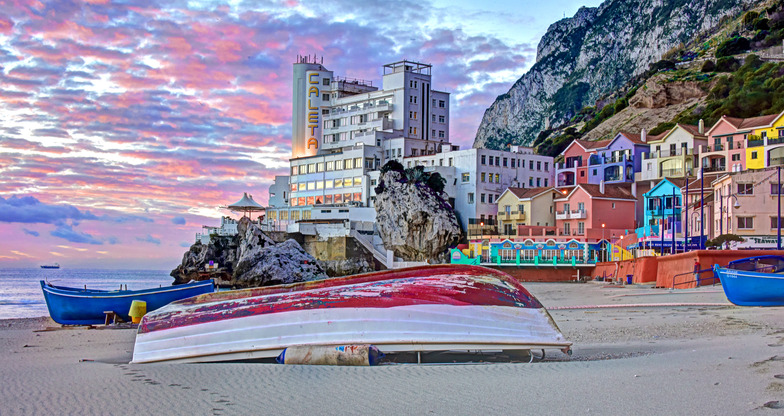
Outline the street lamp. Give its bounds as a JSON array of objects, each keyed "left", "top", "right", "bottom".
[
  {"left": 602, "top": 223, "right": 606, "bottom": 262},
  {"left": 719, "top": 191, "right": 741, "bottom": 236}
]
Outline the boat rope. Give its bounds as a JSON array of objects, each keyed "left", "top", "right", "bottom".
[{"left": 549, "top": 302, "right": 731, "bottom": 310}]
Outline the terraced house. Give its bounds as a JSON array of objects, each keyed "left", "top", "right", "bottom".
[{"left": 638, "top": 123, "right": 707, "bottom": 181}]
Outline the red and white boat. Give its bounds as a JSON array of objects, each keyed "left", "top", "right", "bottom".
[{"left": 131, "top": 265, "right": 572, "bottom": 364}]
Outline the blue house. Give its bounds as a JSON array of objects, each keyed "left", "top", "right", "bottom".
[
  {"left": 586, "top": 131, "right": 650, "bottom": 185},
  {"left": 637, "top": 177, "right": 687, "bottom": 242}
]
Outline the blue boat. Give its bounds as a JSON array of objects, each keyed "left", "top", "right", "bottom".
[
  {"left": 713, "top": 255, "right": 784, "bottom": 306},
  {"left": 41, "top": 280, "right": 216, "bottom": 325}
]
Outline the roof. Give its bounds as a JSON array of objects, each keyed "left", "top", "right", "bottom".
[
  {"left": 617, "top": 131, "right": 663, "bottom": 145},
  {"left": 575, "top": 139, "right": 612, "bottom": 150},
  {"left": 714, "top": 113, "right": 781, "bottom": 132},
  {"left": 677, "top": 123, "right": 707, "bottom": 138},
  {"left": 505, "top": 187, "right": 554, "bottom": 200},
  {"left": 575, "top": 183, "right": 637, "bottom": 200},
  {"left": 227, "top": 192, "right": 265, "bottom": 210}
]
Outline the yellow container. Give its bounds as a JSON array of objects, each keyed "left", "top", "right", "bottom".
[{"left": 129, "top": 300, "right": 147, "bottom": 324}]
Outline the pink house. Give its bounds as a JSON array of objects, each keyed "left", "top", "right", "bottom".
[
  {"left": 701, "top": 114, "right": 779, "bottom": 174},
  {"left": 553, "top": 182, "right": 637, "bottom": 242},
  {"left": 555, "top": 139, "right": 611, "bottom": 187}
]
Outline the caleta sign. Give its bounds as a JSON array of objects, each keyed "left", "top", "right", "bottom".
[{"left": 306, "top": 72, "right": 321, "bottom": 151}]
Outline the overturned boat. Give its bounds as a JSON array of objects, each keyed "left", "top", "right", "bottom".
[{"left": 131, "top": 265, "right": 572, "bottom": 364}]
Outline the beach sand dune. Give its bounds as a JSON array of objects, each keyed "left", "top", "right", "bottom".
[{"left": 1, "top": 283, "right": 782, "bottom": 415}]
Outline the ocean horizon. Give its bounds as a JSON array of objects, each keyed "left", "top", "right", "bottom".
[{"left": 0, "top": 268, "right": 174, "bottom": 320}]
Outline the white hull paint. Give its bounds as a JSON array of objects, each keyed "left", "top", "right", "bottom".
[{"left": 132, "top": 304, "right": 570, "bottom": 364}]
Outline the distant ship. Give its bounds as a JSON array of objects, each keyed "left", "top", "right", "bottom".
[{"left": 40, "top": 263, "right": 60, "bottom": 269}]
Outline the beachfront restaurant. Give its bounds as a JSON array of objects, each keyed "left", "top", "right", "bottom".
[{"left": 453, "top": 239, "right": 599, "bottom": 266}]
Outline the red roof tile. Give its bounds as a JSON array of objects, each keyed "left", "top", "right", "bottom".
[
  {"left": 506, "top": 187, "right": 554, "bottom": 199},
  {"left": 575, "top": 139, "right": 612, "bottom": 150},
  {"left": 577, "top": 183, "right": 637, "bottom": 200}
]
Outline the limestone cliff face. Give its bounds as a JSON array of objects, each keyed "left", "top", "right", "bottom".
[
  {"left": 171, "top": 217, "right": 327, "bottom": 287},
  {"left": 474, "top": 0, "right": 757, "bottom": 149},
  {"left": 374, "top": 170, "right": 461, "bottom": 262}
]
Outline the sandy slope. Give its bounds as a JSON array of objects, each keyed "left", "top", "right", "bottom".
[{"left": 1, "top": 282, "right": 782, "bottom": 415}]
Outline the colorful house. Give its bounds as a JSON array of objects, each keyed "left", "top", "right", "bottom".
[
  {"left": 586, "top": 131, "right": 650, "bottom": 185},
  {"left": 554, "top": 182, "right": 637, "bottom": 242},
  {"left": 555, "top": 139, "right": 610, "bottom": 187},
  {"left": 639, "top": 123, "right": 708, "bottom": 181},
  {"left": 495, "top": 187, "right": 557, "bottom": 236},
  {"left": 637, "top": 177, "right": 691, "bottom": 252},
  {"left": 487, "top": 238, "right": 597, "bottom": 265},
  {"left": 701, "top": 114, "right": 778, "bottom": 173},
  {"left": 747, "top": 111, "right": 784, "bottom": 169},
  {"left": 710, "top": 167, "right": 784, "bottom": 248},
  {"left": 681, "top": 174, "right": 720, "bottom": 248}
]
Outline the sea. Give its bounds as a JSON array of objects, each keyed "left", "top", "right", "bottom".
[{"left": 0, "top": 268, "right": 173, "bottom": 320}]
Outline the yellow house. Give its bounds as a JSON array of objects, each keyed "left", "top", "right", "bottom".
[
  {"left": 749, "top": 111, "right": 784, "bottom": 169},
  {"left": 496, "top": 187, "right": 557, "bottom": 236}
]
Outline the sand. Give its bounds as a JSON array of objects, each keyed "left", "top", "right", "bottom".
[{"left": 1, "top": 282, "right": 783, "bottom": 415}]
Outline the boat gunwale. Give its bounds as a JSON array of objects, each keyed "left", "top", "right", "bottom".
[{"left": 40, "top": 279, "right": 215, "bottom": 299}]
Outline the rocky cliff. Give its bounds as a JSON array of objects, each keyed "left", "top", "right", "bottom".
[
  {"left": 474, "top": 0, "right": 757, "bottom": 149},
  {"left": 171, "top": 217, "right": 327, "bottom": 287},
  {"left": 374, "top": 168, "right": 461, "bottom": 262}
]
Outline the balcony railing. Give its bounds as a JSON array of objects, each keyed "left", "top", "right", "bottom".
[
  {"left": 556, "top": 160, "right": 582, "bottom": 169},
  {"left": 748, "top": 139, "right": 764, "bottom": 147},
  {"left": 643, "top": 148, "right": 694, "bottom": 159},
  {"left": 769, "top": 137, "right": 784, "bottom": 146},
  {"left": 590, "top": 154, "right": 633, "bottom": 165},
  {"left": 702, "top": 164, "right": 726, "bottom": 173},
  {"left": 498, "top": 211, "right": 526, "bottom": 221},
  {"left": 661, "top": 168, "right": 684, "bottom": 177},
  {"left": 555, "top": 209, "right": 587, "bottom": 220},
  {"left": 557, "top": 179, "right": 576, "bottom": 187}
]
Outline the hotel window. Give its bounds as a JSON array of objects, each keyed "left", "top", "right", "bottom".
[
  {"left": 494, "top": 173, "right": 500, "bottom": 183},
  {"left": 438, "top": 130, "right": 445, "bottom": 138},
  {"left": 481, "top": 172, "right": 486, "bottom": 182},
  {"left": 322, "top": 93, "right": 329, "bottom": 101},
  {"left": 468, "top": 193, "right": 474, "bottom": 204},
  {"left": 354, "top": 177, "right": 362, "bottom": 186},
  {"left": 344, "top": 178, "right": 353, "bottom": 187},
  {"left": 529, "top": 178, "right": 533, "bottom": 186},
  {"left": 326, "top": 161, "right": 334, "bottom": 171},
  {"left": 462, "top": 173, "right": 470, "bottom": 182},
  {"left": 409, "top": 111, "right": 417, "bottom": 119},
  {"left": 536, "top": 178, "right": 541, "bottom": 186},
  {"left": 738, "top": 183, "right": 753, "bottom": 195},
  {"left": 438, "top": 100, "right": 445, "bottom": 108},
  {"left": 290, "top": 184, "right": 297, "bottom": 192},
  {"left": 432, "top": 114, "right": 436, "bottom": 122},
  {"left": 316, "top": 162, "right": 324, "bottom": 172},
  {"left": 529, "top": 160, "right": 534, "bottom": 169},
  {"left": 344, "top": 159, "right": 353, "bottom": 169},
  {"left": 409, "top": 127, "right": 417, "bottom": 135},
  {"left": 544, "top": 178, "right": 548, "bottom": 186},
  {"left": 307, "top": 182, "right": 315, "bottom": 191},
  {"left": 502, "top": 158, "right": 508, "bottom": 167},
  {"left": 335, "top": 160, "right": 344, "bottom": 170},
  {"left": 578, "top": 222, "right": 585, "bottom": 235},
  {"left": 307, "top": 163, "right": 315, "bottom": 173},
  {"left": 772, "top": 183, "right": 783, "bottom": 195},
  {"left": 439, "top": 115, "right": 445, "bottom": 123},
  {"left": 291, "top": 166, "right": 299, "bottom": 175},
  {"left": 481, "top": 155, "right": 486, "bottom": 165},
  {"left": 732, "top": 154, "right": 740, "bottom": 161},
  {"left": 537, "top": 161, "right": 541, "bottom": 171},
  {"left": 298, "top": 183, "right": 306, "bottom": 191},
  {"left": 448, "top": 158, "right": 453, "bottom": 166},
  {"left": 410, "top": 80, "right": 418, "bottom": 88},
  {"left": 409, "top": 96, "right": 417, "bottom": 104},
  {"left": 316, "top": 181, "right": 324, "bottom": 190},
  {"left": 480, "top": 193, "right": 486, "bottom": 203},
  {"left": 323, "top": 78, "right": 330, "bottom": 85},
  {"left": 355, "top": 157, "right": 362, "bottom": 168},
  {"left": 738, "top": 217, "right": 754, "bottom": 229}
]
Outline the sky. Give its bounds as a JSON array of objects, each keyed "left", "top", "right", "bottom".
[{"left": 0, "top": 0, "right": 603, "bottom": 269}]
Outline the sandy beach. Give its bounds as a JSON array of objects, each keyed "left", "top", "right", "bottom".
[{"left": 1, "top": 282, "right": 782, "bottom": 415}]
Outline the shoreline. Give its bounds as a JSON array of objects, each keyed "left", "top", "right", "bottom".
[{"left": 1, "top": 283, "right": 782, "bottom": 414}]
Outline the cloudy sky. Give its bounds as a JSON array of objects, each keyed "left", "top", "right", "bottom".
[{"left": 0, "top": 0, "right": 602, "bottom": 269}]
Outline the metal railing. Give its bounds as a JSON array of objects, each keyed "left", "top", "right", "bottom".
[
  {"left": 768, "top": 137, "right": 784, "bottom": 146},
  {"left": 748, "top": 139, "right": 764, "bottom": 147},
  {"left": 671, "top": 267, "right": 720, "bottom": 289}
]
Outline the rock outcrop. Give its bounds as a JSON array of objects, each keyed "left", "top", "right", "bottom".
[
  {"left": 374, "top": 169, "right": 461, "bottom": 262},
  {"left": 171, "top": 217, "right": 327, "bottom": 287},
  {"left": 473, "top": 0, "right": 757, "bottom": 149}
]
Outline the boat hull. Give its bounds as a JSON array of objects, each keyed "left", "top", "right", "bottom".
[
  {"left": 41, "top": 280, "right": 216, "bottom": 325},
  {"left": 714, "top": 265, "right": 784, "bottom": 306},
  {"left": 132, "top": 265, "right": 571, "bottom": 364}
]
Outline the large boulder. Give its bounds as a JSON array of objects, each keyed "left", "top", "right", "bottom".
[
  {"left": 374, "top": 169, "right": 462, "bottom": 262},
  {"left": 171, "top": 217, "right": 327, "bottom": 287}
]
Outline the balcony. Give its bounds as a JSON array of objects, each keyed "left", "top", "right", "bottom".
[
  {"left": 555, "top": 209, "right": 587, "bottom": 220},
  {"left": 661, "top": 168, "right": 685, "bottom": 177},
  {"left": 702, "top": 164, "right": 726, "bottom": 173},
  {"left": 643, "top": 148, "right": 694, "bottom": 159},
  {"left": 556, "top": 160, "right": 582, "bottom": 169},
  {"left": 748, "top": 139, "right": 764, "bottom": 147},
  {"left": 498, "top": 211, "right": 526, "bottom": 222},
  {"left": 769, "top": 137, "right": 784, "bottom": 146}
]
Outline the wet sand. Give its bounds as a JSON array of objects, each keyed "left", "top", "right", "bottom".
[{"left": 1, "top": 282, "right": 782, "bottom": 415}]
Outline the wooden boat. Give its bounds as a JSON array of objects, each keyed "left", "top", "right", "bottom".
[
  {"left": 713, "top": 255, "right": 784, "bottom": 306},
  {"left": 40, "top": 263, "right": 60, "bottom": 269},
  {"left": 41, "top": 280, "right": 217, "bottom": 325},
  {"left": 132, "top": 265, "right": 572, "bottom": 364}
]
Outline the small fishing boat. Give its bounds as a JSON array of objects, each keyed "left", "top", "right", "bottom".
[
  {"left": 41, "top": 280, "right": 217, "bottom": 325},
  {"left": 713, "top": 255, "right": 784, "bottom": 306},
  {"left": 132, "top": 265, "right": 572, "bottom": 364},
  {"left": 40, "top": 263, "right": 60, "bottom": 269}
]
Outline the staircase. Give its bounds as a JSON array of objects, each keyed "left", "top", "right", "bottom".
[{"left": 350, "top": 230, "right": 389, "bottom": 268}]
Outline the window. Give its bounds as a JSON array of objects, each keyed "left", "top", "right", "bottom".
[
  {"left": 752, "top": 151, "right": 758, "bottom": 159},
  {"left": 308, "top": 163, "right": 315, "bottom": 173},
  {"left": 480, "top": 193, "right": 486, "bottom": 203},
  {"left": 578, "top": 222, "right": 585, "bottom": 235},
  {"left": 322, "top": 93, "right": 329, "bottom": 101},
  {"left": 738, "top": 183, "right": 753, "bottom": 195},
  {"left": 409, "top": 127, "right": 417, "bottom": 135},
  {"left": 732, "top": 154, "right": 740, "bottom": 161},
  {"left": 438, "top": 115, "right": 445, "bottom": 123},
  {"left": 612, "top": 203, "right": 616, "bottom": 209},
  {"left": 468, "top": 193, "right": 474, "bottom": 204},
  {"left": 502, "top": 157, "right": 508, "bottom": 167},
  {"left": 432, "top": 114, "right": 436, "bottom": 122},
  {"left": 409, "top": 80, "right": 418, "bottom": 88},
  {"left": 564, "top": 223, "right": 571, "bottom": 235},
  {"left": 481, "top": 172, "right": 486, "bottom": 182},
  {"left": 772, "top": 217, "right": 782, "bottom": 229},
  {"left": 578, "top": 202, "right": 584, "bottom": 211},
  {"left": 448, "top": 158, "right": 453, "bottom": 166},
  {"left": 738, "top": 217, "right": 754, "bottom": 229},
  {"left": 537, "top": 161, "right": 541, "bottom": 171},
  {"left": 438, "top": 130, "right": 445, "bottom": 138},
  {"left": 529, "top": 178, "right": 533, "bottom": 186},
  {"left": 291, "top": 166, "right": 299, "bottom": 175},
  {"left": 316, "top": 162, "right": 324, "bottom": 172},
  {"left": 536, "top": 178, "right": 541, "bottom": 186},
  {"left": 409, "top": 96, "right": 417, "bottom": 104},
  {"left": 580, "top": 171, "right": 585, "bottom": 177},
  {"left": 432, "top": 129, "right": 436, "bottom": 137},
  {"left": 544, "top": 178, "right": 548, "bottom": 186},
  {"left": 529, "top": 161, "right": 534, "bottom": 170},
  {"left": 518, "top": 204, "right": 524, "bottom": 213},
  {"left": 344, "top": 159, "right": 353, "bottom": 170},
  {"left": 544, "top": 162, "right": 549, "bottom": 171},
  {"left": 772, "top": 183, "right": 783, "bottom": 195},
  {"left": 461, "top": 173, "right": 470, "bottom": 182},
  {"left": 409, "top": 111, "right": 416, "bottom": 119},
  {"left": 494, "top": 173, "right": 500, "bottom": 183},
  {"left": 438, "top": 100, "right": 445, "bottom": 108},
  {"left": 481, "top": 155, "right": 486, "bottom": 165}
]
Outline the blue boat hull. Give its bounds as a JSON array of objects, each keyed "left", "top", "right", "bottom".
[
  {"left": 713, "top": 265, "right": 784, "bottom": 306},
  {"left": 41, "top": 280, "right": 216, "bottom": 325}
]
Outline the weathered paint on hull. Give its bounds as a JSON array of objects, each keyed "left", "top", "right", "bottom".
[{"left": 131, "top": 265, "right": 571, "bottom": 363}]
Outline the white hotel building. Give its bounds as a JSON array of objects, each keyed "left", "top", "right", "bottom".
[{"left": 263, "top": 57, "right": 554, "bottom": 234}]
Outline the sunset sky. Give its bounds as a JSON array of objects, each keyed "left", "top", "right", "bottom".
[{"left": 0, "top": 0, "right": 602, "bottom": 269}]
